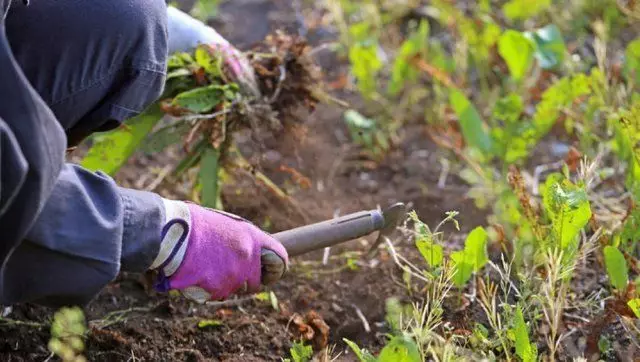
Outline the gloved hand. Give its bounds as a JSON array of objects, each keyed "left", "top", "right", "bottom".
[
  {"left": 149, "top": 199, "right": 288, "bottom": 303},
  {"left": 167, "top": 6, "right": 260, "bottom": 98}
]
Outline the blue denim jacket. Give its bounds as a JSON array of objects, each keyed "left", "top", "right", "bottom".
[{"left": 0, "top": 0, "right": 171, "bottom": 307}]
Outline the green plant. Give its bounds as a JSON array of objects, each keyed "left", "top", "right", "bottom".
[
  {"left": 48, "top": 307, "right": 87, "bottom": 362},
  {"left": 603, "top": 245, "right": 629, "bottom": 292},
  {"left": 283, "top": 340, "right": 314, "bottom": 362},
  {"left": 81, "top": 34, "right": 321, "bottom": 213},
  {"left": 510, "top": 307, "right": 538, "bottom": 362},
  {"left": 498, "top": 30, "right": 535, "bottom": 81},
  {"left": 450, "top": 226, "right": 489, "bottom": 287}
]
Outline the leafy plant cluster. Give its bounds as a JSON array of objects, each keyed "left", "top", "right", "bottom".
[
  {"left": 323, "top": 0, "right": 640, "bottom": 361},
  {"left": 79, "top": 31, "right": 321, "bottom": 213},
  {"left": 47, "top": 307, "right": 87, "bottom": 362}
]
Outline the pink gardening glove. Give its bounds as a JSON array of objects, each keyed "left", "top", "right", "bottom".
[
  {"left": 149, "top": 199, "right": 288, "bottom": 303},
  {"left": 206, "top": 42, "right": 261, "bottom": 98}
]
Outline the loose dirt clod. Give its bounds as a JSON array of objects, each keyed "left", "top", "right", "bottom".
[{"left": 288, "top": 310, "right": 330, "bottom": 351}]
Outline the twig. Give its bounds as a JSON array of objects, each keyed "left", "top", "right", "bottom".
[
  {"left": 270, "top": 65, "right": 287, "bottom": 104},
  {"left": 385, "top": 239, "right": 431, "bottom": 284},
  {"left": 89, "top": 307, "right": 151, "bottom": 330},
  {"left": 0, "top": 317, "right": 45, "bottom": 329},
  {"left": 351, "top": 304, "right": 371, "bottom": 333},
  {"left": 438, "top": 158, "right": 450, "bottom": 189},
  {"left": 564, "top": 312, "right": 591, "bottom": 323},
  {"left": 426, "top": 128, "right": 486, "bottom": 179},
  {"left": 175, "top": 108, "right": 233, "bottom": 123},
  {"left": 205, "top": 296, "right": 254, "bottom": 308},
  {"left": 411, "top": 56, "right": 459, "bottom": 89},
  {"left": 145, "top": 164, "right": 173, "bottom": 191},
  {"left": 487, "top": 261, "right": 522, "bottom": 299},
  {"left": 127, "top": 349, "right": 141, "bottom": 362}
]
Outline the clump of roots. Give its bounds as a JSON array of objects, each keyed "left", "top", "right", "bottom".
[{"left": 248, "top": 30, "right": 324, "bottom": 129}]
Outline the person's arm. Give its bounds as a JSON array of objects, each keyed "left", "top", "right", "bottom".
[
  {"left": 1, "top": 164, "right": 167, "bottom": 307},
  {"left": 1, "top": 5, "right": 284, "bottom": 308}
]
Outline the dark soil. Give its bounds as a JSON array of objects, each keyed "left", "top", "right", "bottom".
[{"left": 1, "top": 1, "right": 628, "bottom": 361}]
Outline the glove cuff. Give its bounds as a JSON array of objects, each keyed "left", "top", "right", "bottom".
[{"left": 150, "top": 199, "right": 191, "bottom": 277}]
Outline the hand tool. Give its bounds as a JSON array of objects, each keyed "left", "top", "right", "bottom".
[{"left": 260, "top": 202, "right": 407, "bottom": 285}]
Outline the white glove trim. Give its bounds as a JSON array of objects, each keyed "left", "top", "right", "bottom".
[{"left": 150, "top": 199, "right": 191, "bottom": 277}]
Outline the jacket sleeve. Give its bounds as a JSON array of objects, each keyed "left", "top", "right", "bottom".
[
  {"left": 1, "top": 164, "right": 166, "bottom": 308},
  {"left": 0, "top": 1, "right": 166, "bottom": 308}
]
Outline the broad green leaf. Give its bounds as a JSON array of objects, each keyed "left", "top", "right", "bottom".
[
  {"left": 624, "top": 38, "right": 640, "bottom": 86},
  {"left": 524, "top": 24, "right": 567, "bottom": 69},
  {"left": 167, "top": 52, "right": 195, "bottom": 69},
  {"left": 343, "top": 338, "right": 377, "bottom": 362},
  {"left": 197, "top": 319, "right": 223, "bottom": 329},
  {"left": 378, "top": 335, "right": 421, "bottom": 362},
  {"left": 195, "top": 45, "right": 222, "bottom": 77},
  {"left": 449, "top": 89, "right": 493, "bottom": 154},
  {"left": 513, "top": 307, "right": 537, "bottom": 362},
  {"left": 349, "top": 42, "right": 383, "bottom": 98},
  {"left": 166, "top": 68, "right": 192, "bottom": 80},
  {"left": 140, "top": 121, "right": 191, "bottom": 154},
  {"left": 199, "top": 147, "right": 220, "bottom": 209},
  {"left": 416, "top": 238, "right": 444, "bottom": 267},
  {"left": 603, "top": 245, "right": 629, "bottom": 290},
  {"left": 498, "top": 30, "right": 535, "bottom": 81},
  {"left": 388, "top": 20, "right": 429, "bottom": 95},
  {"left": 450, "top": 251, "right": 474, "bottom": 287},
  {"left": 628, "top": 299, "right": 640, "bottom": 318},
  {"left": 464, "top": 227, "right": 489, "bottom": 271},
  {"left": 174, "top": 140, "right": 207, "bottom": 176},
  {"left": 269, "top": 291, "right": 279, "bottom": 311},
  {"left": 542, "top": 178, "right": 592, "bottom": 249},
  {"left": 289, "top": 340, "right": 314, "bottom": 362},
  {"left": 172, "top": 84, "right": 227, "bottom": 113},
  {"left": 81, "top": 104, "right": 164, "bottom": 175},
  {"left": 502, "top": 0, "right": 551, "bottom": 21}
]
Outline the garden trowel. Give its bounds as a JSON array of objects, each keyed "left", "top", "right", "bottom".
[{"left": 260, "top": 202, "right": 407, "bottom": 285}]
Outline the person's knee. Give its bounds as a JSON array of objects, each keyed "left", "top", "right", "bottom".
[
  {"left": 5, "top": 0, "right": 169, "bottom": 134},
  {"left": 112, "top": 0, "right": 169, "bottom": 65}
]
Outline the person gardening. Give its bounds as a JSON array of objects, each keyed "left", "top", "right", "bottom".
[{"left": 0, "top": 0, "right": 288, "bottom": 308}]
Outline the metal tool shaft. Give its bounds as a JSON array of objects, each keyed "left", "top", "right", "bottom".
[{"left": 272, "top": 210, "right": 384, "bottom": 257}]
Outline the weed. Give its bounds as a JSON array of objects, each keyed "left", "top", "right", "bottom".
[{"left": 48, "top": 307, "right": 87, "bottom": 362}]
